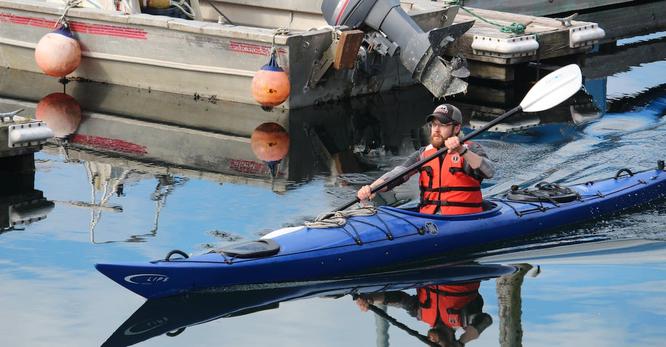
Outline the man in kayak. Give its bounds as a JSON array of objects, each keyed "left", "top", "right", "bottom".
[
  {"left": 357, "top": 104, "right": 495, "bottom": 214},
  {"left": 355, "top": 281, "right": 492, "bottom": 347}
]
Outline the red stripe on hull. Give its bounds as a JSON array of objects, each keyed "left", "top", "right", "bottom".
[
  {"left": 0, "top": 13, "right": 148, "bottom": 39},
  {"left": 229, "top": 41, "right": 287, "bottom": 56},
  {"left": 228, "top": 159, "right": 270, "bottom": 175},
  {"left": 71, "top": 134, "right": 148, "bottom": 155}
]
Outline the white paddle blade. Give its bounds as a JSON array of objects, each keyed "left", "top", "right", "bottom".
[{"left": 520, "top": 64, "right": 582, "bottom": 113}]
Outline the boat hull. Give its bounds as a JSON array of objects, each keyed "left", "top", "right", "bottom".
[{"left": 0, "top": 1, "right": 454, "bottom": 108}]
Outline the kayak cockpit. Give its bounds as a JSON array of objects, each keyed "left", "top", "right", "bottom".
[{"left": 384, "top": 200, "right": 501, "bottom": 220}]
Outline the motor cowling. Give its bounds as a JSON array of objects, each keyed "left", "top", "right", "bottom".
[{"left": 321, "top": 0, "right": 472, "bottom": 97}]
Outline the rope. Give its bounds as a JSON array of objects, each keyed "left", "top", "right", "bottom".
[
  {"left": 55, "top": 0, "right": 82, "bottom": 28},
  {"left": 305, "top": 206, "right": 377, "bottom": 228},
  {"left": 443, "top": 0, "right": 526, "bottom": 35},
  {"left": 171, "top": 0, "right": 195, "bottom": 19},
  {"left": 268, "top": 28, "right": 290, "bottom": 64}
]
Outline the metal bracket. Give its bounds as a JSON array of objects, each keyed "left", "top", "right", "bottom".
[
  {"left": 554, "top": 13, "right": 578, "bottom": 27},
  {"left": 307, "top": 30, "right": 339, "bottom": 87},
  {"left": 365, "top": 31, "right": 399, "bottom": 56}
]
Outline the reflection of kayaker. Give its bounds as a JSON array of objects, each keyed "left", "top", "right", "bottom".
[
  {"left": 103, "top": 263, "right": 514, "bottom": 346},
  {"left": 356, "top": 282, "right": 491, "bottom": 347}
]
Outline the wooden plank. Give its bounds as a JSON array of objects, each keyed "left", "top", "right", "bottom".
[
  {"left": 334, "top": 30, "right": 364, "bottom": 70},
  {"left": 467, "top": 60, "right": 515, "bottom": 81}
]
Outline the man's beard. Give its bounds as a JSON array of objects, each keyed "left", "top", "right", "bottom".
[{"left": 430, "top": 134, "right": 444, "bottom": 148}]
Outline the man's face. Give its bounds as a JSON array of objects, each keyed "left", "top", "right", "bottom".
[{"left": 429, "top": 120, "right": 459, "bottom": 148}]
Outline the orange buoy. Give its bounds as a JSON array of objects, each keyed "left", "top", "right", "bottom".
[
  {"left": 251, "top": 50, "right": 290, "bottom": 108},
  {"left": 35, "top": 92, "right": 82, "bottom": 138},
  {"left": 250, "top": 122, "right": 290, "bottom": 177},
  {"left": 34, "top": 26, "right": 81, "bottom": 77}
]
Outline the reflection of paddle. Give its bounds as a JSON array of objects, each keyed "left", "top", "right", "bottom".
[
  {"left": 364, "top": 303, "right": 439, "bottom": 347},
  {"left": 337, "top": 64, "right": 582, "bottom": 211},
  {"left": 54, "top": 200, "right": 122, "bottom": 212}
]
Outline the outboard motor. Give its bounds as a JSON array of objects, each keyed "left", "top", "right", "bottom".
[{"left": 321, "top": 0, "right": 473, "bottom": 97}]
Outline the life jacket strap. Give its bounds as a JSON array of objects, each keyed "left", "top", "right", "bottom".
[
  {"left": 420, "top": 186, "right": 481, "bottom": 193},
  {"left": 428, "top": 288, "right": 478, "bottom": 296},
  {"left": 420, "top": 199, "right": 483, "bottom": 208}
]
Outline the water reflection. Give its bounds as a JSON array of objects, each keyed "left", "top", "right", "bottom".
[
  {"left": 85, "top": 171, "right": 188, "bottom": 244},
  {"left": 35, "top": 92, "right": 81, "bottom": 139},
  {"left": 0, "top": 154, "right": 54, "bottom": 234},
  {"left": 102, "top": 263, "right": 515, "bottom": 347},
  {"left": 250, "top": 122, "right": 290, "bottom": 178},
  {"left": 355, "top": 279, "right": 491, "bottom": 347}
]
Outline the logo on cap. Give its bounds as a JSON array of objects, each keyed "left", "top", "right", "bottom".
[{"left": 434, "top": 105, "right": 449, "bottom": 115}]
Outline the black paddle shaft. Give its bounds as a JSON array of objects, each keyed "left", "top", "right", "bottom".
[
  {"left": 336, "top": 105, "right": 523, "bottom": 211},
  {"left": 365, "top": 304, "right": 439, "bottom": 347}
]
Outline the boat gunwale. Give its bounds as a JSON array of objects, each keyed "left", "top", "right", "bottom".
[{"left": 0, "top": 0, "right": 457, "bottom": 43}]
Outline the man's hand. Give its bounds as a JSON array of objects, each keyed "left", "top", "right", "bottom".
[
  {"left": 357, "top": 185, "right": 376, "bottom": 202},
  {"left": 355, "top": 296, "right": 373, "bottom": 312},
  {"left": 356, "top": 179, "right": 385, "bottom": 202},
  {"left": 355, "top": 293, "right": 384, "bottom": 312},
  {"left": 444, "top": 136, "right": 462, "bottom": 153}
]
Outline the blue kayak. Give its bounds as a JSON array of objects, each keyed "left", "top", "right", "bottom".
[{"left": 96, "top": 164, "right": 666, "bottom": 298}]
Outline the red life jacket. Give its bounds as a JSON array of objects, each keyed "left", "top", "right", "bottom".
[
  {"left": 418, "top": 144, "right": 483, "bottom": 215},
  {"left": 417, "top": 282, "right": 481, "bottom": 328}
]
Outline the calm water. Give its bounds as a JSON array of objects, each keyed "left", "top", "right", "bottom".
[{"left": 1, "top": 35, "right": 666, "bottom": 346}]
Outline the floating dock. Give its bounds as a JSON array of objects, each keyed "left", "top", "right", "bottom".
[
  {"left": 0, "top": 110, "right": 52, "bottom": 159},
  {"left": 444, "top": 6, "right": 604, "bottom": 81}
]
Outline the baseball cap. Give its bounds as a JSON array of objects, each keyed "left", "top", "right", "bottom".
[{"left": 425, "top": 104, "right": 462, "bottom": 124}]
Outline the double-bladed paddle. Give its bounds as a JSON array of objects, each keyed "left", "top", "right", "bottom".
[{"left": 337, "top": 64, "right": 583, "bottom": 211}]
